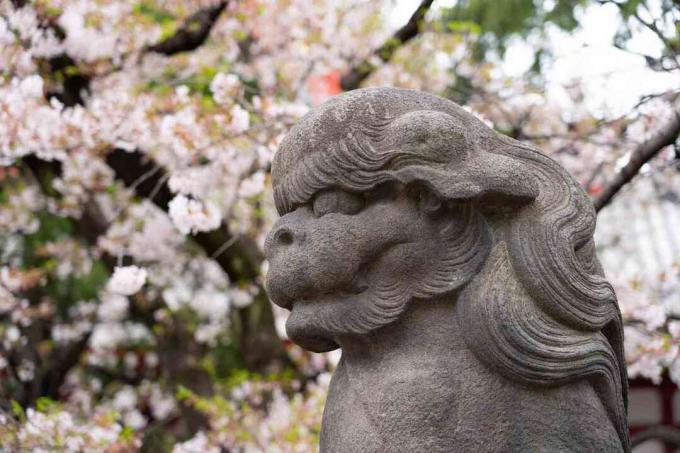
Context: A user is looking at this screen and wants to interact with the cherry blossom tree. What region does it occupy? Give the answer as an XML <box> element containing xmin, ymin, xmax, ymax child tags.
<box><xmin>0</xmin><ymin>0</ymin><xmax>678</xmax><ymax>449</ymax></box>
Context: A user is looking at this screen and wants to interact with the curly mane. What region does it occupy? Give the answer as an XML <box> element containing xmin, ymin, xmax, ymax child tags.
<box><xmin>458</xmin><ymin>133</ymin><xmax>629</xmax><ymax>452</ymax></box>
<box><xmin>272</xmin><ymin>87</ymin><xmax>629</xmax><ymax>451</ymax></box>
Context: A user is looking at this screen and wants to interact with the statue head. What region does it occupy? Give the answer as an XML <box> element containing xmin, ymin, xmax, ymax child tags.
<box><xmin>264</xmin><ymin>87</ymin><xmax>628</xmax><ymax>448</ymax></box>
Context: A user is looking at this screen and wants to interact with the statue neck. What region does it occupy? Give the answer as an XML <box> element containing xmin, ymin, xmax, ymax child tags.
<box><xmin>324</xmin><ymin>293</ymin><xmax>475</xmax><ymax>450</ymax></box>
<box><xmin>337</xmin><ymin>293</ymin><xmax>465</xmax><ymax>370</ymax></box>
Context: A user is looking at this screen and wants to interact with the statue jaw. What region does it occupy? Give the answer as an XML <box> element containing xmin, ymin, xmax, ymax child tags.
<box><xmin>285</xmin><ymin>298</ymin><xmax>340</xmax><ymax>352</ymax></box>
<box><xmin>285</xmin><ymin>282</ymin><xmax>417</xmax><ymax>353</ymax></box>
<box><xmin>284</xmin><ymin>294</ymin><xmax>361</xmax><ymax>353</ymax></box>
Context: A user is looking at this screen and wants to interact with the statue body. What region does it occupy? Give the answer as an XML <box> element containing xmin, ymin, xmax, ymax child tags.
<box><xmin>321</xmin><ymin>297</ymin><xmax>622</xmax><ymax>452</ymax></box>
<box><xmin>264</xmin><ymin>87</ymin><xmax>629</xmax><ymax>452</ymax></box>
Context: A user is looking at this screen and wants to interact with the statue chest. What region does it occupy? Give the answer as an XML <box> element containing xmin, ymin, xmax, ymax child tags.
<box><xmin>319</xmin><ymin>353</ymin><xmax>624</xmax><ymax>453</ymax></box>
<box><xmin>320</xmin><ymin>357</ymin><xmax>459</xmax><ymax>452</ymax></box>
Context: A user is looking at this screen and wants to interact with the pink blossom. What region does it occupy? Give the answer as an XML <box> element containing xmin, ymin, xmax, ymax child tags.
<box><xmin>168</xmin><ymin>194</ymin><xmax>222</xmax><ymax>235</ymax></box>
<box><xmin>210</xmin><ymin>73</ymin><xmax>242</xmax><ymax>105</ymax></box>
<box><xmin>107</xmin><ymin>266</ymin><xmax>147</xmax><ymax>296</ymax></box>
<box><xmin>228</xmin><ymin>104</ymin><xmax>250</xmax><ymax>134</ymax></box>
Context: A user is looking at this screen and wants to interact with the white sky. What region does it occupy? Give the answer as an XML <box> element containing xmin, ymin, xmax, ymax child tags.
<box><xmin>388</xmin><ymin>0</ymin><xmax>679</xmax><ymax>117</ymax></box>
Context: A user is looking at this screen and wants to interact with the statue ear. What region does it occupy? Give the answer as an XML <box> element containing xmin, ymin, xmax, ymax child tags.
<box><xmin>412</xmin><ymin>204</ymin><xmax>492</xmax><ymax>300</ymax></box>
<box><xmin>388</xmin><ymin>151</ymin><xmax>539</xmax><ymax>206</ymax></box>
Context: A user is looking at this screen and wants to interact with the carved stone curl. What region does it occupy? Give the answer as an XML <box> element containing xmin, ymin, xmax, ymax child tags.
<box><xmin>264</xmin><ymin>87</ymin><xmax>629</xmax><ymax>452</ymax></box>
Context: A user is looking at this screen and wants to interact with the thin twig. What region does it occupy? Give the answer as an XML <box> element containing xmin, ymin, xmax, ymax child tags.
<box><xmin>128</xmin><ymin>165</ymin><xmax>161</xmax><ymax>193</ymax></box>
<box><xmin>147</xmin><ymin>172</ymin><xmax>171</xmax><ymax>205</ymax></box>
<box><xmin>210</xmin><ymin>234</ymin><xmax>239</xmax><ymax>259</ymax></box>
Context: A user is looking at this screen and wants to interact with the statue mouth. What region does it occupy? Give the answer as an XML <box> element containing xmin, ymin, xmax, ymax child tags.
<box><xmin>283</xmin><ymin>281</ymin><xmax>370</xmax><ymax>311</ymax></box>
<box><xmin>267</xmin><ymin>240</ymin><xmax>406</xmax><ymax>312</ymax></box>
<box><xmin>269</xmin><ymin>269</ymin><xmax>370</xmax><ymax>311</ymax></box>
<box><xmin>294</xmin><ymin>289</ymin><xmax>370</xmax><ymax>311</ymax></box>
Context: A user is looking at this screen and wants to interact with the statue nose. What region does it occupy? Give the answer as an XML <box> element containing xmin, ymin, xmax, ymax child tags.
<box><xmin>266</xmin><ymin>224</ymin><xmax>304</xmax><ymax>257</ymax></box>
<box><xmin>273</xmin><ymin>226</ymin><xmax>295</xmax><ymax>246</ymax></box>
<box><xmin>265</xmin><ymin>209</ymin><xmax>310</xmax><ymax>259</ymax></box>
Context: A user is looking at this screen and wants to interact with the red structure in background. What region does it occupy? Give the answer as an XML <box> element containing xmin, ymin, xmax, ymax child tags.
<box><xmin>629</xmin><ymin>376</ymin><xmax>680</xmax><ymax>453</ymax></box>
<box><xmin>306</xmin><ymin>70</ymin><xmax>342</xmax><ymax>106</ymax></box>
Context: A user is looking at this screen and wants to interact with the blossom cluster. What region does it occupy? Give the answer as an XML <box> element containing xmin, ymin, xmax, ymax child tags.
<box><xmin>0</xmin><ymin>0</ymin><xmax>678</xmax><ymax>450</ymax></box>
<box><xmin>173</xmin><ymin>374</ymin><xmax>329</xmax><ymax>452</ymax></box>
<box><xmin>0</xmin><ymin>404</ymin><xmax>137</xmax><ymax>452</ymax></box>
<box><xmin>0</xmin><ymin>1</ymin><xmax>394</xmax><ymax>449</ymax></box>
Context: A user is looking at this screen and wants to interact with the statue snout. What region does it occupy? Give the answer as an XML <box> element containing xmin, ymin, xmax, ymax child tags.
<box><xmin>264</xmin><ymin>211</ymin><xmax>308</xmax><ymax>260</ymax></box>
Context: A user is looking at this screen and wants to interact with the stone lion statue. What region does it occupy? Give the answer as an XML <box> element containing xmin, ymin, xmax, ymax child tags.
<box><xmin>264</xmin><ymin>87</ymin><xmax>629</xmax><ymax>452</ymax></box>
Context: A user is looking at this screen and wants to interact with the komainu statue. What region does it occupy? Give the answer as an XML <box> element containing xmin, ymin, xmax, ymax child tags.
<box><xmin>264</xmin><ymin>87</ymin><xmax>629</xmax><ymax>452</ymax></box>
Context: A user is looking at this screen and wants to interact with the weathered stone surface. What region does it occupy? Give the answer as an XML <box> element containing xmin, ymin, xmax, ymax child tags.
<box><xmin>264</xmin><ymin>87</ymin><xmax>629</xmax><ymax>452</ymax></box>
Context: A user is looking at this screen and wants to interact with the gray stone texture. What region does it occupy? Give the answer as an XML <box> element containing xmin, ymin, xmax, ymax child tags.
<box><xmin>264</xmin><ymin>87</ymin><xmax>629</xmax><ymax>452</ymax></box>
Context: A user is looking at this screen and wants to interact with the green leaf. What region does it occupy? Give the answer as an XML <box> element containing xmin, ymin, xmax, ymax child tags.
<box><xmin>619</xmin><ymin>0</ymin><xmax>643</xmax><ymax>18</ymax></box>
<box><xmin>133</xmin><ymin>2</ymin><xmax>176</xmax><ymax>24</ymax></box>
<box><xmin>121</xmin><ymin>426</ymin><xmax>135</xmax><ymax>439</ymax></box>
<box><xmin>441</xmin><ymin>0</ymin><xmax>586</xmax><ymax>59</ymax></box>
<box><xmin>159</xmin><ymin>21</ymin><xmax>179</xmax><ymax>41</ymax></box>
<box><xmin>141</xmin><ymin>425</ymin><xmax>175</xmax><ymax>453</ymax></box>
<box><xmin>22</xmin><ymin>212</ymin><xmax>74</xmax><ymax>268</ymax></box>
<box><xmin>206</xmin><ymin>341</ymin><xmax>245</xmax><ymax>380</ymax></box>
<box><xmin>42</xmin><ymin>259</ymin><xmax>109</xmax><ymax>317</ymax></box>
<box><xmin>35</xmin><ymin>396</ymin><xmax>57</xmax><ymax>413</ymax></box>
<box><xmin>11</xmin><ymin>400</ymin><xmax>25</xmax><ymax>423</ymax></box>
<box><xmin>175</xmin><ymin>385</ymin><xmax>194</xmax><ymax>401</ymax></box>
<box><xmin>234</xmin><ymin>29</ymin><xmax>249</xmax><ymax>41</ymax></box>
<box><xmin>63</xmin><ymin>66</ymin><xmax>80</xmax><ymax>77</ymax></box>
<box><xmin>447</xmin><ymin>20</ymin><xmax>481</xmax><ymax>34</ymax></box>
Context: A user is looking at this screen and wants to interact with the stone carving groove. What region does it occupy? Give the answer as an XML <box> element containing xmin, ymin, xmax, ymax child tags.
<box><xmin>265</xmin><ymin>87</ymin><xmax>629</xmax><ymax>452</ymax></box>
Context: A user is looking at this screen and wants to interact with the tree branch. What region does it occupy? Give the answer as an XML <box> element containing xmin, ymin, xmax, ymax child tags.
<box><xmin>105</xmin><ymin>149</ymin><xmax>289</xmax><ymax>372</ymax></box>
<box><xmin>340</xmin><ymin>0</ymin><xmax>434</xmax><ymax>91</ymax></box>
<box><xmin>594</xmin><ymin>108</ymin><xmax>680</xmax><ymax>212</ymax></box>
<box><xmin>105</xmin><ymin>149</ymin><xmax>261</xmax><ymax>279</ymax></box>
<box><xmin>146</xmin><ymin>1</ymin><xmax>228</xmax><ymax>55</ymax></box>
<box><xmin>598</xmin><ymin>0</ymin><xmax>680</xmax><ymax>71</ymax></box>
<box><xmin>21</xmin><ymin>146</ymin><xmax>287</xmax><ymax>398</ymax></box>
<box><xmin>37</xmin><ymin>333</ymin><xmax>92</xmax><ymax>402</ymax></box>
<box><xmin>38</xmin><ymin>2</ymin><xmax>229</xmax><ymax>107</ymax></box>
<box><xmin>17</xmin><ymin>158</ymin><xmax>111</xmax><ymax>406</ymax></box>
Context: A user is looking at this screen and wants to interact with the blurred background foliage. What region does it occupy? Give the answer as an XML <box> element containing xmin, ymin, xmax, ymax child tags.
<box><xmin>0</xmin><ymin>0</ymin><xmax>679</xmax><ymax>451</ymax></box>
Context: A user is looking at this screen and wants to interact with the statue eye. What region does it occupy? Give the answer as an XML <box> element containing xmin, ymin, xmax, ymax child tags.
<box><xmin>312</xmin><ymin>189</ymin><xmax>364</xmax><ymax>217</ymax></box>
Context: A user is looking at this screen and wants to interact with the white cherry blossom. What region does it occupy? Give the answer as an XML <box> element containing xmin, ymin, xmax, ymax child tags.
<box><xmin>107</xmin><ymin>266</ymin><xmax>147</xmax><ymax>296</ymax></box>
